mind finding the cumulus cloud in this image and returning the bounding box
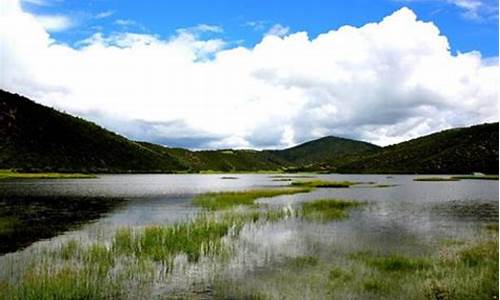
[34,14,72,31]
[265,24,290,37]
[0,0,497,149]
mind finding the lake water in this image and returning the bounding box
[0,174,498,299]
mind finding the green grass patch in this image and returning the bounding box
[193,188,311,211]
[291,180,355,188]
[286,256,319,269]
[361,254,431,272]
[328,266,354,283]
[451,175,499,180]
[345,236,498,299]
[269,175,316,179]
[0,216,20,234]
[371,184,398,188]
[301,199,363,221]
[112,217,236,263]
[0,170,96,180]
[413,177,460,182]
[485,223,498,232]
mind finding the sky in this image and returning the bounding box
[0,0,498,149]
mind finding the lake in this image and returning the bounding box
[0,174,497,299]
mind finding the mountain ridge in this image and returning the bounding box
[1,89,498,174]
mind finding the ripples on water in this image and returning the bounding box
[0,174,497,298]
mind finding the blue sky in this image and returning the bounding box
[23,0,499,57]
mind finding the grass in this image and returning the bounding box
[269,175,316,179]
[193,188,311,211]
[413,177,460,182]
[2,183,496,299]
[301,199,363,221]
[372,184,398,188]
[342,235,499,299]
[112,217,236,263]
[0,170,96,180]
[0,216,20,235]
[451,175,499,180]
[291,180,356,188]
[353,253,431,272]
[286,256,319,268]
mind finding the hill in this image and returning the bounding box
[138,142,291,172]
[270,136,380,166]
[0,90,185,173]
[1,89,497,174]
[332,122,499,174]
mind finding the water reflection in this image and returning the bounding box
[0,174,497,298]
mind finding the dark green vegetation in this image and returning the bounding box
[414,175,499,182]
[333,122,499,174]
[0,90,184,173]
[291,180,356,188]
[371,184,398,188]
[139,142,292,173]
[193,188,311,211]
[451,175,499,180]
[413,177,460,182]
[268,136,380,166]
[0,170,96,179]
[301,199,363,221]
[0,195,123,254]
[1,89,498,174]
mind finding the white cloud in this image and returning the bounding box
[399,0,498,20]
[265,24,290,37]
[244,20,269,31]
[114,19,137,26]
[34,14,72,31]
[0,1,497,149]
[191,24,223,33]
[95,10,114,19]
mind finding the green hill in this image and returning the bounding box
[138,142,291,172]
[1,89,497,174]
[270,136,380,166]
[0,90,184,173]
[333,123,499,174]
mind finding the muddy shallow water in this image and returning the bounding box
[0,174,497,299]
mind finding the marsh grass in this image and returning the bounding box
[301,199,363,221]
[291,180,355,188]
[344,235,499,299]
[352,253,431,272]
[0,216,20,234]
[0,170,96,180]
[371,184,398,188]
[451,175,499,180]
[413,177,460,182]
[112,217,238,264]
[269,175,316,179]
[286,256,319,269]
[193,188,311,211]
